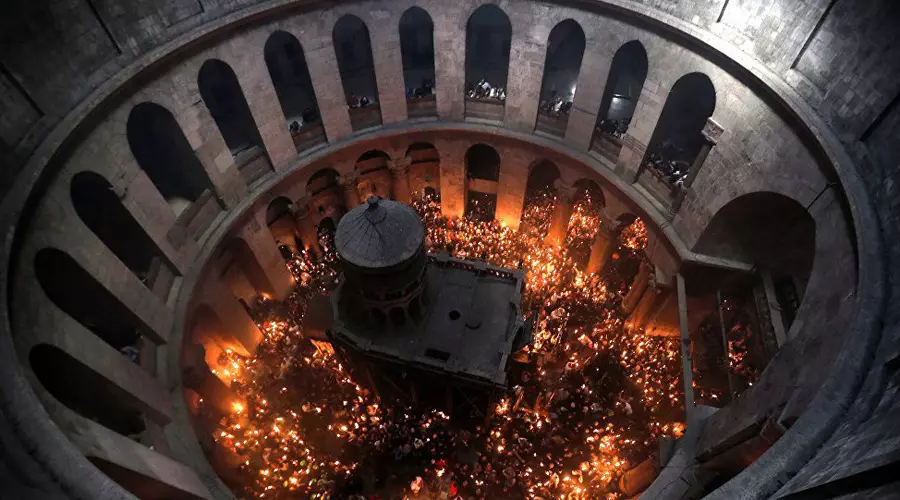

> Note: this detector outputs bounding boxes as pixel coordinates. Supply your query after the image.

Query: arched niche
[464,4,512,120]
[464,144,501,221]
[126,102,215,217]
[30,344,146,438]
[70,171,177,294]
[34,248,148,352]
[526,160,562,197]
[264,31,325,152]
[521,160,562,237]
[400,7,436,117]
[333,15,382,130]
[355,150,392,200]
[535,19,585,136]
[643,72,716,186]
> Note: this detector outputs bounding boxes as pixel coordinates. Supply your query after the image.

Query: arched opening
[307,168,341,196]
[400,7,436,118]
[464,4,511,121]
[642,73,716,188]
[198,59,271,185]
[220,238,276,303]
[464,144,500,221]
[521,160,561,237]
[565,179,606,267]
[30,344,146,438]
[535,20,585,137]
[355,150,392,200]
[406,142,440,200]
[266,197,298,258]
[592,41,648,160]
[333,15,382,131]
[605,214,645,294]
[71,171,177,298]
[34,248,148,355]
[695,192,815,324]
[264,31,325,153]
[126,102,217,221]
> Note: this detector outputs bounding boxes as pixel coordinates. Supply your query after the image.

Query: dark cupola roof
[335,196,425,269]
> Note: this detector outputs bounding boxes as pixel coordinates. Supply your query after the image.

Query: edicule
[325,196,531,418]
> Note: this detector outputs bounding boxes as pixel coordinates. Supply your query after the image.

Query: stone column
[544,183,577,247]
[294,201,322,259]
[622,260,653,315]
[630,278,673,330]
[676,273,695,419]
[586,216,622,274]
[672,117,724,212]
[389,157,412,204]
[236,219,294,302]
[339,173,360,210]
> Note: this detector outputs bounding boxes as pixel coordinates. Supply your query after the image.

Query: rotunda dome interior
[0,1,898,499]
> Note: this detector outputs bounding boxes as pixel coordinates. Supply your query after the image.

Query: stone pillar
[339,173,360,210]
[672,117,724,213]
[676,273,696,419]
[630,277,673,330]
[544,183,577,247]
[203,281,263,355]
[586,217,621,274]
[622,260,653,315]
[437,140,466,218]
[294,201,322,259]
[389,157,412,204]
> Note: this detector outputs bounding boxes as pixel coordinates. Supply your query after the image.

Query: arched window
[71,171,177,296]
[535,20,585,137]
[406,142,440,199]
[35,248,148,353]
[521,160,561,237]
[464,144,501,221]
[333,15,382,131]
[592,41,649,159]
[126,102,216,218]
[400,7,436,118]
[264,31,325,152]
[464,5,511,121]
[642,73,716,187]
[199,59,270,184]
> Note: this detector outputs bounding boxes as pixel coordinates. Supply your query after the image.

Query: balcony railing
[465,98,504,122]
[234,146,271,186]
[175,189,222,242]
[535,110,569,137]
[291,122,327,153]
[349,106,382,131]
[406,95,437,119]
[590,132,623,161]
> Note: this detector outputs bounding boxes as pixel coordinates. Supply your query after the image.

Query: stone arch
[34,248,147,352]
[126,102,214,216]
[592,41,649,156]
[266,196,298,256]
[464,4,512,120]
[694,192,816,324]
[465,143,501,221]
[565,179,607,267]
[307,167,340,195]
[406,142,441,198]
[197,59,265,156]
[643,72,716,184]
[264,30,324,152]
[400,6,436,113]
[30,344,146,437]
[333,14,382,131]
[526,160,562,197]
[70,171,177,290]
[572,178,606,208]
[356,150,392,199]
[535,19,585,136]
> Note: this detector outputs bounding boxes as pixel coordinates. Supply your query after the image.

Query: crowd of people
[595,118,630,140]
[538,91,573,119]
[466,79,507,102]
[288,107,321,134]
[643,151,689,187]
[406,79,436,100]
[209,192,686,499]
